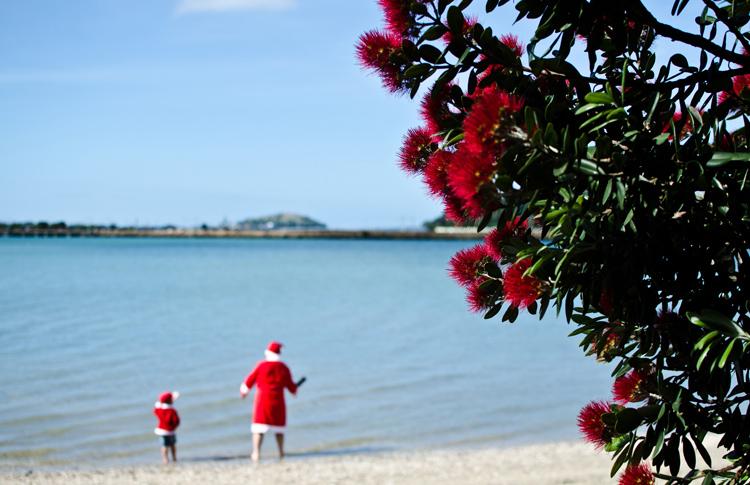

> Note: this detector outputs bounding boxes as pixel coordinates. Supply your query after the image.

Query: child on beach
[153,391,180,464]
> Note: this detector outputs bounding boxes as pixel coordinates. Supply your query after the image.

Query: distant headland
[0,213,483,240]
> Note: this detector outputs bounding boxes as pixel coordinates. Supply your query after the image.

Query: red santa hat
[267,341,283,354]
[158,391,180,404]
[264,341,283,361]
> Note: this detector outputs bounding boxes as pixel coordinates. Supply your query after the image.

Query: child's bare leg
[170,444,177,462]
[251,432,263,461]
[275,433,284,459]
[161,447,169,464]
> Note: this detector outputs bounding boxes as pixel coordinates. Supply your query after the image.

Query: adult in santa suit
[240,341,298,461]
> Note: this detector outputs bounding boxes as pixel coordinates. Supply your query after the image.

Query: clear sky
[0,1,700,229]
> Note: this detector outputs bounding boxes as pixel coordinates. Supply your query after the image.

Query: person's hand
[240,392,247,399]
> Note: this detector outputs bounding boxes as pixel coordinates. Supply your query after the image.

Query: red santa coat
[241,360,297,429]
[153,404,180,436]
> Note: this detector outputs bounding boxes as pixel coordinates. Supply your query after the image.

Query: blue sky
[0,1,700,229]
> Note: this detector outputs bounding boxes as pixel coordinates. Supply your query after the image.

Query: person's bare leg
[161,447,168,464]
[275,433,284,459]
[251,432,264,461]
[170,444,177,462]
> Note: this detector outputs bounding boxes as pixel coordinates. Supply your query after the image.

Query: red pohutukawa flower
[467,279,495,313]
[443,15,477,44]
[613,370,648,404]
[618,463,655,485]
[449,244,493,287]
[484,217,528,261]
[420,83,455,138]
[399,127,435,174]
[424,150,467,223]
[356,30,406,93]
[447,146,499,218]
[720,73,750,104]
[378,0,418,37]
[663,111,697,140]
[499,33,524,57]
[463,85,523,156]
[443,193,468,223]
[577,401,613,448]
[503,258,544,309]
[424,149,453,197]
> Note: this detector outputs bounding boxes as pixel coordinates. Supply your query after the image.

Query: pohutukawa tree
[358,1,750,483]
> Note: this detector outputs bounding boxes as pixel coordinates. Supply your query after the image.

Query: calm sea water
[0,238,612,470]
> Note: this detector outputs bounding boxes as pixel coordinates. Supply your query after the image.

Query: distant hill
[236,213,327,231]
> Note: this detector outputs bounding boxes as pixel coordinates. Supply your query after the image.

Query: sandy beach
[3,441,616,484]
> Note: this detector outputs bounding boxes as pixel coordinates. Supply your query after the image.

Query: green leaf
[654,133,670,145]
[403,63,432,79]
[484,303,503,319]
[610,444,631,477]
[707,151,750,167]
[652,428,665,458]
[418,44,443,63]
[615,408,643,434]
[576,159,604,175]
[671,53,689,69]
[584,92,615,104]
[419,24,448,42]
[574,103,602,115]
[701,472,715,485]
[682,436,696,470]
[718,339,737,368]
[446,6,465,33]
[694,330,719,351]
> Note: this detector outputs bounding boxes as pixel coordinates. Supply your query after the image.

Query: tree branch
[628,1,748,65]
[702,0,750,54]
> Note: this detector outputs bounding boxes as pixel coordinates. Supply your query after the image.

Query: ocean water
[0,238,613,469]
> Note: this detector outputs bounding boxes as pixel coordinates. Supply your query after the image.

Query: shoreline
[2,440,616,484]
[0,229,483,240]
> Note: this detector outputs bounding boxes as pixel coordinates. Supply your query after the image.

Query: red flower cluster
[449,244,493,287]
[499,33,524,57]
[447,146,499,218]
[449,244,499,313]
[618,463,655,485]
[720,73,750,105]
[577,401,613,448]
[378,0,421,37]
[484,217,528,261]
[613,370,648,404]
[467,280,494,312]
[590,327,621,362]
[420,83,455,138]
[503,258,544,309]
[464,85,523,156]
[356,30,406,93]
[423,150,466,222]
[399,127,435,174]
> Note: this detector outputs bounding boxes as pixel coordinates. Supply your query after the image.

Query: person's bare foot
[251,452,259,462]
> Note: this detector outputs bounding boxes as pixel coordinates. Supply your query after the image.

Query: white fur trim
[154,428,176,436]
[171,391,180,401]
[154,402,173,409]
[264,350,281,362]
[251,423,285,434]
[240,383,249,394]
